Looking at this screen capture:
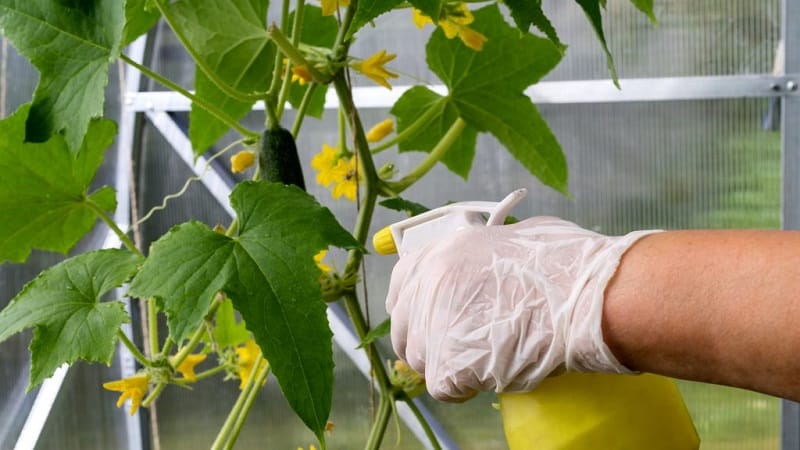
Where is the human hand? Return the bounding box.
[385,217,658,401]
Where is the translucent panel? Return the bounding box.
[544,0,782,80]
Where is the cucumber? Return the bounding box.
[258,126,306,191]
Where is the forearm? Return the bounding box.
[602,230,800,401]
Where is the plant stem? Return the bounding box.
[117,329,151,368]
[211,354,265,450]
[88,200,140,255]
[275,0,307,124]
[152,0,266,103]
[290,83,318,137]
[331,1,358,60]
[371,99,446,154]
[194,364,227,381]
[365,395,393,450]
[142,381,167,407]
[120,54,258,139]
[266,0,293,126]
[173,295,223,368]
[388,117,467,193]
[268,26,328,84]
[148,299,159,356]
[224,362,271,450]
[161,338,174,356]
[403,398,443,450]
[343,292,390,385]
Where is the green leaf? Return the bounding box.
[213,297,250,349]
[0,249,142,389]
[391,86,478,179]
[503,0,565,50]
[347,0,403,39]
[426,5,568,193]
[409,0,442,21]
[357,318,390,349]
[166,0,275,155]
[629,0,657,24]
[378,197,430,217]
[0,0,125,151]
[124,0,161,45]
[287,5,337,119]
[129,182,359,442]
[0,105,118,263]
[574,0,618,87]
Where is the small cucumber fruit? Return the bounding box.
[258,126,306,191]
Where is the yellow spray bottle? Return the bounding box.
[373,189,700,450]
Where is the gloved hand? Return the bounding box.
[385,216,659,402]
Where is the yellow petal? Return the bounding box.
[291,65,313,85]
[458,26,487,51]
[314,250,332,273]
[412,9,433,28]
[176,353,207,382]
[321,0,350,16]
[230,150,256,173]
[103,373,150,416]
[352,50,399,90]
[366,119,394,143]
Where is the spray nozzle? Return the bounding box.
[373,189,528,256]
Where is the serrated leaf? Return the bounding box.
[0,105,118,263]
[574,0,618,87]
[503,0,565,50]
[128,182,359,442]
[426,5,567,193]
[391,86,478,179]
[214,297,250,348]
[286,5,336,119]
[346,0,403,39]
[409,0,442,21]
[166,0,275,155]
[378,197,429,217]
[0,249,142,389]
[629,0,657,24]
[356,319,390,349]
[0,0,124,151]
[124,0,161,45]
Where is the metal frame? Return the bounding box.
[10,0,800,447]
[782,0,800,448]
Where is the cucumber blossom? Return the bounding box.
[258,126,306,191]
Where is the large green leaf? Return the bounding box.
[128,182,358,442]
[0,105,117,263]
[0,249,142,389]
[286,5,337,119]
[347,0,403,39]
[0,0,124,151]
[391,86,478,179]
[426,5,567,193]
[574,0,618,86]
[503,0,565,50]
[166,0,275,155]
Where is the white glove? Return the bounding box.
[385,216,659,402]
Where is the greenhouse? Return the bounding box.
[0,0,798,449]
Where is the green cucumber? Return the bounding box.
[258,126,306,191]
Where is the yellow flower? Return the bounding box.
[174,353,207,382]
[412,2,486,51]
[366,119,394,143]
[320,0,350,16]
[230,150,256,173]
[291,65,313,85]
[352,50,399,89]
[412,8,433,28]
[331,157,358,202]
[235,339,267,389]
[314,250,332,273]
[311,144,341,187]
[103,373,150,416]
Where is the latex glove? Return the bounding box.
[385,217,659,402]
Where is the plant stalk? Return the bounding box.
[119,54,258,139]
[290,83,319,137]
[224,361,271,450]
[116,329,151,368]
[152,0,266,103]
[211,353,265,450]
[365,395,393,450]
[371,99,447,154]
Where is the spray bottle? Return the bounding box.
[373,189,700,450]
